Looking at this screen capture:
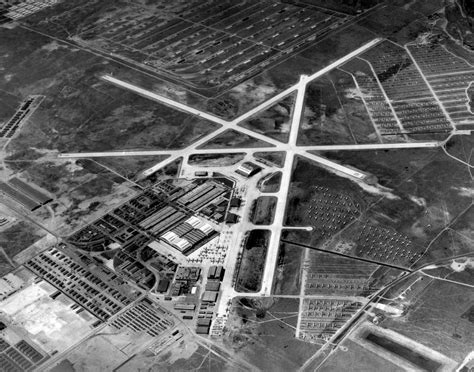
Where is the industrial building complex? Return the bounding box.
[0,0,473,371]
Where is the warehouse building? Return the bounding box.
[235,162,261,178]
[0,182,40,210]
[9,178,52,205]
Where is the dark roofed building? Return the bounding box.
[0,182,39,211]
[197,318,211,327]
[9,178,52,205]
[157,279,170,293]
[205,280,220,292]
[225,213,238,224]
[229,197,241,208]
[196,325,210,334]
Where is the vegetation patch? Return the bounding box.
[250,196,277,225]
[235,230,270,293]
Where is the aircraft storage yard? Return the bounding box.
[0,0,473,371]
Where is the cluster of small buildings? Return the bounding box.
[170,266,201,296]
[0,273,23,301]
[0,96,43,138]
[197,266,225,335]
[25,247,135,321]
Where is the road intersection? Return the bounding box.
[56,37,472,339]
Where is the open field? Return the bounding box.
[423,257,474,286]
[138,158,183,187]
[188,153,245,167]
[0,27,219,154]
[298,137,473,269]
[413,228,473,268]
[0,91,21,125]
[4,158,137,236]
[258,172,282,193]
[239,94,295,143]
[272,242,305,295]
[224,297,320,372]
[0,217,45,275]
[298,70,378,146]
[318,148,437,188]
[253,151,286,168]
[0,25,223,234]
[95,155,170,180]
[120,339,242,372]
[318,338,403,372]
[235,230,270,293]
[198,129,274,150]
[250,196,277,225]
[380,280,474,362]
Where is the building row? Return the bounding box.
[0,178,52,211]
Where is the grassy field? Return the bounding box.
[258,172,282,193]
[224,297,320,372]
[1,27,219,154]
[380,280,474,362]
[95,156,170,180]
[298,71,378,146]
[198,129,274,149]
[235,230,270,293]
[318,148,437,188]
[318,339,403,372]
[272,242,304,296]
[253,151,286,168]
[6,158,137,236]
[188,153,245,167]
[138,158,182,187]
[0,90,21,125]
[303,137,473,268]
[0,25,220,236]
[0,220,45,275]
[238,94,295,143]
[251,196,277,225]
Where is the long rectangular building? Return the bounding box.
[9,178,52,205]
[0,182,39,210]
[24,247,133,321]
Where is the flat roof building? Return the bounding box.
[0,273,23,300]
[196,325,210,334]
[202,291,218,303]
[0,182,39,211]
[157,279,170,293]
[9,178,52,205]
[197,318,212,327]
[229,197,241,208]
[225,213,239,224]
[174,303,196,311]
[205,280,221,292]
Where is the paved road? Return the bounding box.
[59,141,443,158]
[57,37,472,330]
[102,75,228,126]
